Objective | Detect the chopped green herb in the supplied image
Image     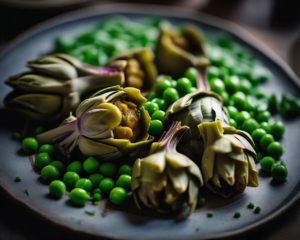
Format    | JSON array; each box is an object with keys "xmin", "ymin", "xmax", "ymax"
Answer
[
  {"xmin": 254, "ymin": 206, "xmax": 261, "ymax": 213},
  {"xmin": 136, "ymin": 109, "xmax": 141, "ymax": 116},
  {"xmin": 198, "ymin": 197, "xmax": 206, "ymax": 207},
  {"xmin": 207, "ymin": 212, "xmax": 214, "ymax": 217},
  {"xmin": 248, "ymin": 202, "xmax": 255, "ymax": 209},
  {"xmin": 85, "ymin": 210, "xmax": 96, "ymax": 216},
  {"xmin": 234, "ymin": 211, "xmax": 241, "ymax": 218},
  {"xmin": 13, "ymin": 132, "xmax": 21, "ymax": 140},
  {"xmin": 196, "ymin": 228, "xmax": 200, "ymax": 232},
  {"xmin": 15, "ymin": 177, "xmax": 22, "ymax": 182},
  {"xmin": 24, "ymin": 189, "xmax": 29, "ymax": 196},
  {"xmin": 93, "ymin": 201, "xmax": 99, "ymax": 206}
]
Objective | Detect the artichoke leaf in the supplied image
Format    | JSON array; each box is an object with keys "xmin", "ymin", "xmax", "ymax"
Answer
[
  {"xmin": 167, "ymin": 165, "xmax": 189, "ymax": 194},
  {"xmin": 187, "ymin": 176, "xmax": 199, "ymax": 214},
  {"xmin": 165, "ymin": 180, "xmax": 182, "ymax": 204},
  {"xmin": 215, "ymin": 154, "xmax": 236, "ymax": 186}
]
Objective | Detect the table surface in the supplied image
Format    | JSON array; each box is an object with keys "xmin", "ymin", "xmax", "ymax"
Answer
[{"xmin": 1, "ymin": 0, "xmax": 300, "ymax": 239}]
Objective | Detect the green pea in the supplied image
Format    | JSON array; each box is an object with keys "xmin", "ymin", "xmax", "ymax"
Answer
[
  {"xmin": 256, "ymin": 153, "xmax": 263, "ymax": 163},
  {"xmin": 151, "ymin": 110, "xmax": 165, "ymax": 122},
  {"xmin": 218, "ymin": 66, "xmax": 230, "ymax": 81},
  {"xmin": 235, "ymin": 111, "xmax": 251, "ymax": 126},
  {"xmin": 152, "ymin": 98, "xmax": 168, "ymax": 111},
  {"xmin": 231, "ymin": 91, "xmax": 247, "ymax": 111},
  {"xmin": 171, "ymin": 80, "xmax": 177, "ymax": 88},
  {"xmin": 230, "ymin": 119, "xmax": 237, "ymax": 128},
  {"xmin": 99, "ymin": 178, "xmax": 115, "ymax": 195},
  {"xmin": 38, "ymin": 144, "xmax": 56, "ymax": 158},
  {"xmin": 248, "ymin": 202, "xmax": 255, "ymax": 209},
  {"xmin": 41, "ymin": 165, "xmax": 60, "ymax": 183},
  {"xmin": 163, "ymin": 88, "xmax": 179, "ymax": 104},
  {"xmin": 234, "ymin": 211, "xmax": 241, "ymax": 218},
  {"xmin": 260, "ymin": 122, "xmax": 271, "ymax": 134},
  {"xmin": 75, "ymin": 178, "xmax": 93, "ymax": 192},
  {"xmin": 254, "ymin": 206, "xmax": 261, "ymax": 213},
  {"xmin": 49, "ymin": 180, "xmax": 66, "ymax": 198},
  {"xmin": 147, "ymin": 93, "xmax": 156, "ymax": 102},
  {"xmin": 70, "ymin": 188, "xmax": 89, "ymax": 206},
  {"xmin": 251, "ymin": 128, "xmax": 267, "ymax": 144},
  {"xmin": 227, "ymin": 106, "xmax": 239, "ymax": 119},
  {"xmin": 242, "ymin": 118, "xmax": 258, "ymax": 134},
  {"xmin": 198, "ymin": 197, "xmax": 206, "ymax": 207},
  {"xmin": 83, "ymin": 157, "xmax": 100, "ymax": 174},
  {"xmin": 144, "ymin": 102, "xmax": 159, "ymax": 116},
  {"xmin": 116, "ymin": 175, "xmax": 131, "ymax": 191},
  {"xmin": 268, "ymin": 94, "xmax": 278, "ymax": 114},
  {"xmin": 239, "ymin": 79, "xmax": 252, "ymax": 95},
  {"xmin": 109, "ymin": 187, "xmax": 127, "ymax": 205},
  {"xmin": 224, "ymin": 76, "xmax": 240, "ymax": 94},
  {"xmin": 209, "ymin": 78, "xmax": 225, "ymax": 95},
  {"xmin": 256, "ymin": 111, "xmax": 271, "ymax": 123},
  {"xmin": 35, "ymin": 153, "xmax": 51, "ymax": 169},
  {"xmin": 13, "ymin": 132, "xmax": 21, "ymax": 140},
  {"xmin": 49, "ymin": 161, "xmax": 65, "ymax": 177},
  {"xmin": 88, "ymin": 173, "xmax": 104, "ymax": 188},
  {"xmin": 271, "ymin": 161, "xmax": 288, "ymax": 181},
  {"xmin": 176, "ymin": 78, "xmax": 193, "ymax": 96},
  {"xmin": 63, "ymin": 172, "xmax": 80, "ymax": 188},
  {"xmin": 22, "ymin": 137, "xmax": 39, "ymax": 154},
  {"xmin": 271, "ymin": 121, "xmax": 285, "ymax": 139},
  {"xmin": 206, "ymin": 66, "xmax": 220, "ymax": 81},
  {"xmin": 35, "ymin": 126, "xmax": 44, "ymax": 135},
  {"xmin": 93, "ymin": 188, "xmax": 101, "ymax": 194},
  {"xmin": 93, "ymin": 193, "xmax": 102, "ymax": 201},
  {"xmin": 260, "ymin": 156, "xmax": 276, "ymax": 173},
  {"xmin": 220, "ymin": 91, "xmax": 230, "ymax": 106},
  {"xmin": 155, "ymin": 79, "xmax": 172, "ymax": 97},
  {"xmin": 66, "ymin": 161, "xmax": 83, "ymax": 176},
  {"xmin": 189, "ymin": 87, "xmax": 198, "ymax": 93},
  {"xmin": 245, "ymin": 96, "xmax": 258, "ymax": 113},
  {"xmin": 184, "ymin": 67, "xmax": 198, "ymax": 87},
  {"xmin": 209, "ymin": 47, "xmax": 225, "ymax": 66},
  {"xmin": 267, "ymin": 142, "xmax": 283, "ymax": 159},
  {"xmin": 148, "ymin": 120, "xmax": 164, "ymax": 136},
  {"xmin": 118, "ymin": 164, "xmax": 132, "ymax": 176},
  {"xmin": 260, "ymin": 134, "xmax": 274, "ymax": 150},
  {"xmin": 99, "ymin": 162, "xmax": 117, "ymax": 178}
]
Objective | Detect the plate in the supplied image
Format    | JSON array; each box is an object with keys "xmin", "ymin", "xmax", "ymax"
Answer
[{"xmin": 0, "ymin": 4, "xmax": 300, "ymax": 240}]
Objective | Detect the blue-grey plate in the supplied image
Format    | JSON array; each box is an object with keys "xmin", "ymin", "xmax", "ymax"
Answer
[{"xmin": 0, "ymin": 4, "xmax": 300, "ymax": 240}]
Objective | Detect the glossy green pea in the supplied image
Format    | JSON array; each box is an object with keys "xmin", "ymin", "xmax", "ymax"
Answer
[
  {"xmin": 224, "ymin": 76, "xmax": 240, "ymax": 94},
  {"xmin": 198, "ymin": 197, "xmax": 206, "ymax": 207},
  {"xmin": 256, "ymin": 152, "xmax": 263, "ymax": 163},
  {"xmin": 152, "ymin": 98, "xmax": 168, "ymax": 111},
  {"xmin": 210, "ymin": 78, "xmax": 225, "ymax": 95},
  {"xmin": 83, "ymin": 157, "xmax": 100, "ymax": 174},
  {"xmin": 267, "ymin": 142, "xmax": 284, "ymax": 159},
  {"xmin": 242, "ymin": 118, "xmax": 259, "ymax": 134},
  {"xmin": 260, "ymin": 156, "xmax": 276, "ymax": 173},
  {"xmin": 49, "ymin": 180, "xmax": 66, "ymax": 198},
  {"xmin": 35, "ymin": 126, "xmax": 44, "ymax": 135},
  {"xmin": 41, "ymin": 165, "xmax": 60, "ymax": 183},
  {"xmin": 220, "ymin": 91, "xmax": 230, "ymax": 106},
  {"xmin": 93, "ymin": 188, "xmax": 101, "ymax": 194},
  {"xmin": 155, "ymin": 79, "xmax": 172, "ymax": 97},
  {"xmin": 256, "ymin": 111, "xmax": 271, "ymax": 123},
  {"xmin": 99, "ymin": 178, "xmax": 115, "ymax": 195},
  {"xmin": 144, "ymin": 102, "xmax": 159, "ymax": 116},
  {"xmin": 151, "ymin": 110, "xmax": 165, "ymax": 122},
  {"xmin": 99, "ymin": 162, "xmax": 116, "ymax": 178},
  {"xmin": 88, "ymin": 173, "xmax": 104, "ymax": 188},
  {"xmin": 268, "ymin": 94, "xmax": 278, "ymax": 114},
  {"xmin": 38, "ymin": 144, "xmax": 56, "ymax": 158},
  {"xmin": 189, "ymin": 87, "xmax": 198, "ymax": 93},
  {"xmin": 148, "ymin": 120, "xmax": 164, "ymax": 136},
  {"xmin": 251, "ymin": 128, "xmax": 267, "ymax": 144},
  {"xmin": 260, "ymin": 134, "xmax": 274, "ymax": 150},
  {"xmin": 163, "ymin": 88, "xmax": 179, "ymax": 104},
  {"xmin": 116, "ymin": 175, "xmax": 132, "ymax": 191},
  {"xmin": 75, "ymin": 178, "xmax": 93, "ymax": 192},
  {"xmin": 147, "ymin": 93, "xmax": 156, "ymax": 102},
  {"xmin": 271, "ymin": 161, "xmax": 288, "ymax": 181},
  {"xmin": 209, "ymin": 47, "xmax": 225, "ymax": 66},
  {"xmin": 184, "ymin": 67, "xmax": 198, "ymax": 87},
  {"xmin": 118, "ymin": 164, "xmax": 132, "ymax": 176},
  {"xmin": 70, "ymin": 188, "xmax": 89, "ymax": 206},
  {"xmin": 66, "ymin": 161, "xmax": 83, "ymax": 176},
  {"xmin": 260, "ymin": 122, "xmax": 271, "ymax": 134},
  {"xmin": 245, "ymin": 96, "xmax": 258, "ymax": 113},
  {"xmin": 218, "ymin": 66, "xmax": 229, "ymax": 80},
  {"xmin": 35, "ymin": 153, "xmax": 51, "ymax": 169},
  {"xmin": 171, "ymin": 80, "xmax": 177, "ymax": 88},
  {"xmin": 238, "ymin": 79, "xmax": 252, "ymax": 95},
  {"xmin": 49, "ymin": 161, "xmax": 65, "ymax": 177},
  {"xmin": 235, "ymin": 111, "xmax": 251, "ymax": 126},
  {"xmin": 230, "ymin": 118, "xmax": 237, "ymax": 128},
  {"xmin": 109, "ymin": 187, "xmax": 127, "ymax": 205},
  {"xmin": 93, "ymin": 193, "xmax": 102, "ymax": 201},
  {"xmin": 227, "ymin": 106, "xmax": 239, "ymax": 119},
  {"xmin": 176, "ymin": 78, "xmax": 192, "ymax": 96},
  {"xmin": 271, "ymin": 121, "xmax": 285, "ymax": 139},
  {"xmin": 231, "ymin": 91, "xmax": 247, "ymax": 111},
  {"xmin": 22, "ymin": 137, "xmax": 39, "ymax": 154},
  {"xmin": 63, "ymin": 172, "xmax": 80, "ymax": 188},
  {"xmin": 206, "ymin": 66, "xmax": 219, "ymax": 81}
]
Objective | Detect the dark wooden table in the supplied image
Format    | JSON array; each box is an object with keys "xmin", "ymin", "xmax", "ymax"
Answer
[{"xmin": 1, "ymin": 0, "xmax": 300, "ymax": 239}]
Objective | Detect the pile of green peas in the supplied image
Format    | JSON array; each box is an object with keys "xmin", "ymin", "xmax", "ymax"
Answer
[{"xmin": 145, "ymin": 67, "xmax": 199, "ymax": 137}]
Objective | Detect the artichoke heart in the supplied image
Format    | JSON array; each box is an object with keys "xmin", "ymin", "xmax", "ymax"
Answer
[
  {"xmin": 163, "ymin": 91, "xmax": 258, "ymax": 198},
  {"xmin": 4, "ymin": 53, "xmax": 125, "ymax": 121},
  {"xmin": 132, "ymin": 122, "xmax": 203, "ymax": 214},
  {"xmin": 106, "ymin": 48, "xmax": 157, "ymax": 96},
  {"xmin": 37, "ymin": 86, "xmax": 154, "ymax": 160}
]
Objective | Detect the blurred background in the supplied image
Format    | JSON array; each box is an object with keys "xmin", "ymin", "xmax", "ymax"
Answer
[{"xmin": 0, "ymin": 0, "xmax": 300, "ymax": 239}]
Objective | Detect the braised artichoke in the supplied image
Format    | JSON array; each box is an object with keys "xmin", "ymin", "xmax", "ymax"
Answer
[
  {"xmin": 132, "ymin": 122, "xmax": 203, "ymax": 214},
  {"xmin": 163, "ymin": 91, "xmax": 258, "ymax": 198},
  {"xmin": 4, "ymin": 54, "xmax": 125, "ymax": 121},
  {"xmin": 37, "ymin": 86, "xmax": 154, "ymax": 160},
  {"xmin": 106, "ymin": 48, "xmax": 157, "ymax": 96}
]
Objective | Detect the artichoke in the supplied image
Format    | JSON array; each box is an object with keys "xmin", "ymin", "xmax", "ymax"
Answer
[
  {"xmin": 4, "ymin": 54, "xmax": 125, "ymax": 121},
  {"xmin": 132, "ymin": 122, "xmax": 203, "ymax": 214},
  {"xmin": 106, "ymin": 48, "xmax": 157, "ymax": 96},
  {"xmin": 37, "ymin": 86, "xmax": 154, "ymax": 160},
  {"xmin": 163, "ymin": 91, "xmax": 258, "ymax": 198},
  {"xmin": 155, "ymin": 22, "xmax": 210, "ymax": 89}
]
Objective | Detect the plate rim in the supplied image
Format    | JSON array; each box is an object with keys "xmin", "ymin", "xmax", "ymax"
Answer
[{"xmin": 0, "ymin": 3, "xmax": 300, "ymax": 239}]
